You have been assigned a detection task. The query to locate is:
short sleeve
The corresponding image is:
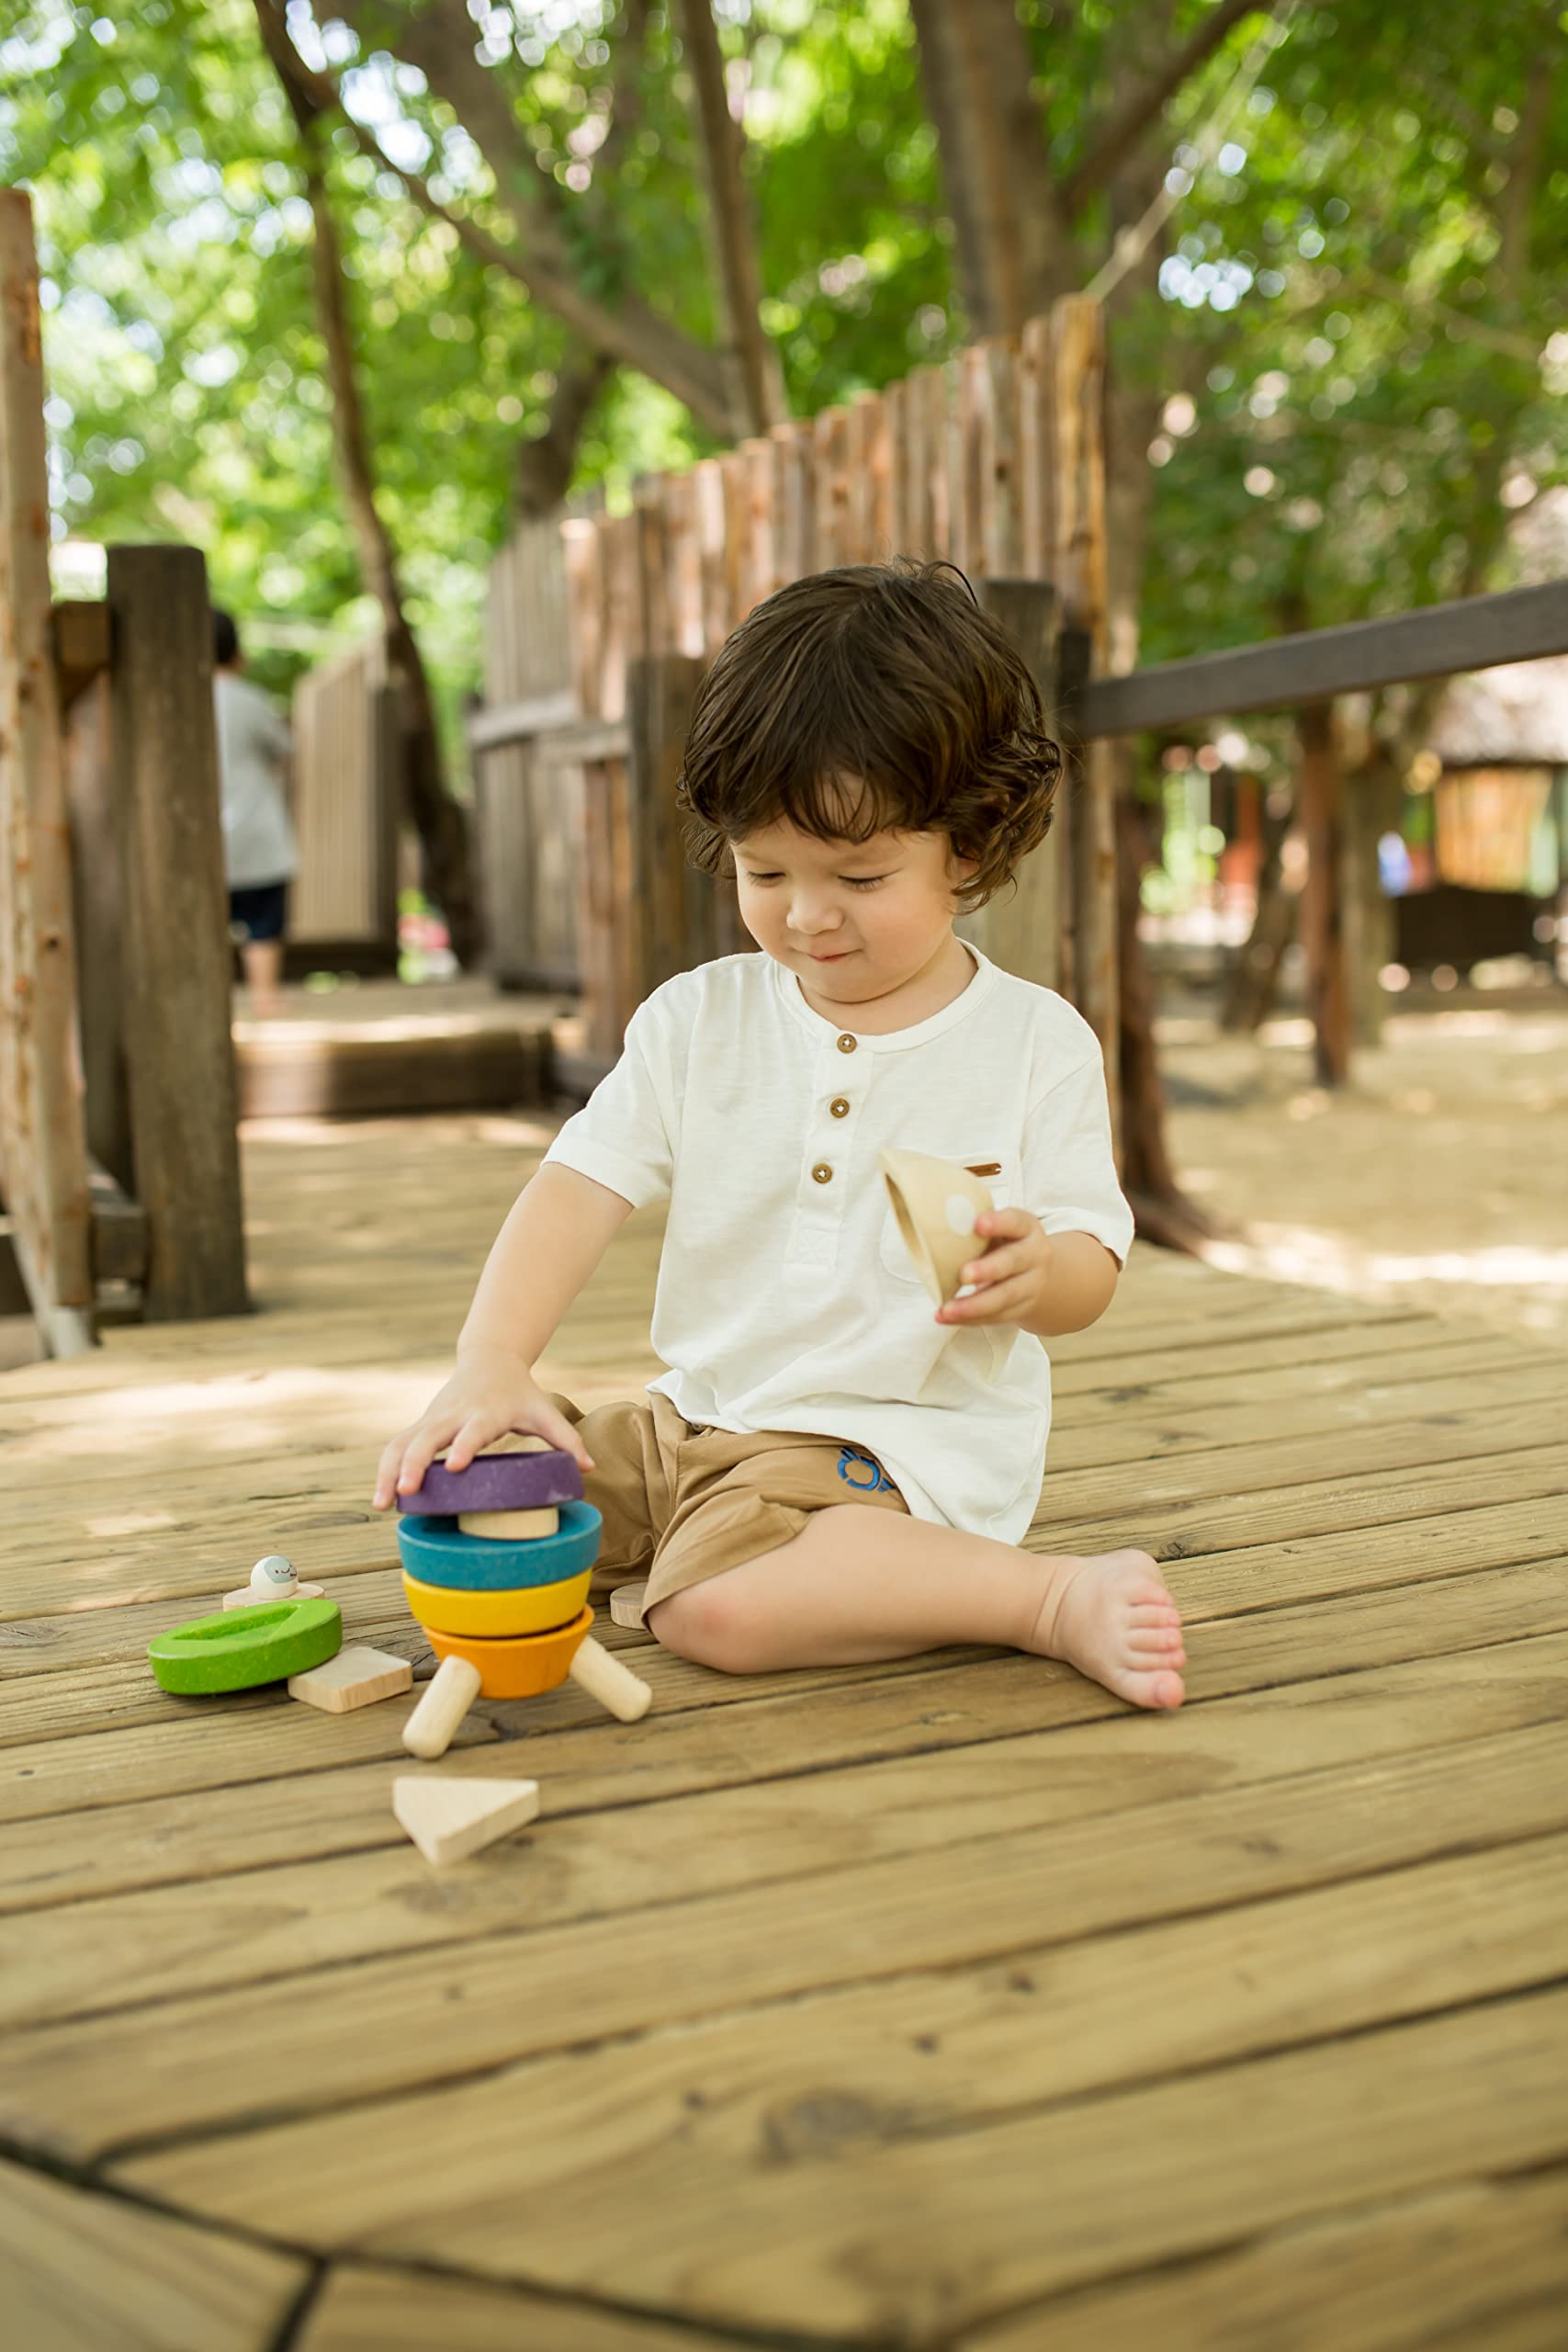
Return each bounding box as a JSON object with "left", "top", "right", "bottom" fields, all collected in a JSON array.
[
  {"left": 539, "top": 991, "right": 678, "bottom": 1210},
  {"left": 1021, "top": 1051, "right": 1135, "bottom": 1267}
]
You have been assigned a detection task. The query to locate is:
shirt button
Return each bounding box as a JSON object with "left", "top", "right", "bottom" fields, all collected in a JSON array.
[
  {"left": 829, "top": 1097, "right": 850, "bottom": 1118},
  {"left": 811, "top": 1162, "right": 833, "bottom": 1184},
  {"left": 836, "top": 1034, "right": 857, "bottom": 1053}
]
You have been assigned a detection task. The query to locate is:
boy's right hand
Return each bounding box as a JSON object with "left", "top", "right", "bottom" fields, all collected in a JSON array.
[{"left": 372, "top": 1351, "right": 595, "bottom": 1511}]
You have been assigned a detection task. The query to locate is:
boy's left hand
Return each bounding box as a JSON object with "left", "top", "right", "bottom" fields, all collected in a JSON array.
[{"left": 935, "top": 1208, "right": 1051, "bottom": 1327}]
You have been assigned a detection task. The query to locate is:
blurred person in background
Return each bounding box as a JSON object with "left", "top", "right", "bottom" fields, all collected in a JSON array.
[{"left": 212, "top": 606, "right": 296, "bottom": 1017}]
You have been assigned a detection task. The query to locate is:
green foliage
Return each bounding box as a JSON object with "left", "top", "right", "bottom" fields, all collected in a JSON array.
[{"left": 6, "top": 0, "right": 1564, "bottom": 753}]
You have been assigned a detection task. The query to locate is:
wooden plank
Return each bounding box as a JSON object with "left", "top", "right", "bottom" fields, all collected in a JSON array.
[
  {"left": 14, "top": 1703, "right": 1568, "bottom": 2157},
  {"left": 464, "top": 686, "right": 579, "bottom": 752},
  {"left": 977, "top": 337, "right": 1021, "bottom": 578},
  {"left": 118, "top": 1833, "right": 1568, "bottom": 2274},
  {"left": 9, "top": 1342, "right": 1549, "bottom": 1616},
  {"left": 11, "top": 1661, "right": 1566, "bottom": 2029},
  {"left": 298, "top": 2264, "right": 733, "bottom": 2352},
  {"left": 882, "top": 376, "right": 909, "bottom": 560},
  {"left": 0, "top": 1694, "right": 496, "bottom": 1830},
  {"left": 717, "top": 448, "right": 749, "bottom": 629},
  {"left": 172, "top": 1984, "right": 1568, "bottom": 2346},
  {"left": 963, "top": 578, "right": 1059, "bottom": 989},
  {"left": 969, "top": 2170, "right": 1568, "bottom": 2352},
  {"left": 1050, "top": 294, "right": 1118, "bottom": 1127},
  {"left": 633, "top": 475, "right": 671, "bottom": 658},
  {"left": 0, "top": 187, "right": 95, "bottom": 1353},
  {"left": 660, "top": 466, "right": 704, "bottom": 658},
  {"left": 769, "top": 417, "right": 815, "bottom": 583},
  {"left": 693, "top": 458, "right": 728, "bottom": 662},
  {"left": 561, "top": 516, "right": 604, "bottom": 720},
  {"left": 1017, "top": 311, "right": 1055, "bottom": 581},
  {"left": 947, "top": 349, "right": 977, "bottom": 573},
  {"left": 812, "top": 403, "right": 851, "bottom": 569},
  {"left": 106, "top": 544, "right": 248, "bottom": 1321},
  {"left": 10, "top": 1613, "right": 1567, "bottom": 1917},
  {"left": 626, "top": 652, "right": 705, "bottom": 995},
  {"left": 594, "top": 511, "right": 637, "bottom": 723},
  {"left": 1077, "top": 577, "right": 1568, "bottom": 739},
  {"left": 0, "top": 2155, "right": 305, "bottom": 2352}
]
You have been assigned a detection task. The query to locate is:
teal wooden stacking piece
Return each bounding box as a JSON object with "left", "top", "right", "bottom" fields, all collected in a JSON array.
[{"left": 395, "top": 1499, "right": 602, "bottom": 1591}]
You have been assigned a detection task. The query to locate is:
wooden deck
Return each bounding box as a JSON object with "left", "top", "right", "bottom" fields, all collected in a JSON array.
[{"left": 5, "top": 1105, "right": 1568, "bottom": 2351}]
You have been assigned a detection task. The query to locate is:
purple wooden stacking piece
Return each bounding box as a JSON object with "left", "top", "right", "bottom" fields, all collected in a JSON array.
[{"left": 396, "top": 1447, "right": 584, "bottom": 1516}]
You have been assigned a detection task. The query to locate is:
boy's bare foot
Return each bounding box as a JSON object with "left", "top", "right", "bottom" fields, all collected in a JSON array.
[{"left": 1031, "top": 1548, "right": 1185, "bottom": 1711}]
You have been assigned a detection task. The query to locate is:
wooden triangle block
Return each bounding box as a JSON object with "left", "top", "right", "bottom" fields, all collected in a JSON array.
[{"left": 392, "top": 1775, "right": 541, "bottom": 1867}]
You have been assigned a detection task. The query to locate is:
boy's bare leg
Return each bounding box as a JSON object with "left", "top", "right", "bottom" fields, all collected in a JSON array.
[{"left": 646, "top": 1502, "right": 1185, "bottom": 1711}]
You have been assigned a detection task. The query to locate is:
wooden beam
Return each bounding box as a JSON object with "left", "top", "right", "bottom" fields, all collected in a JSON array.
[
  {"left": 107, "top": 544, "right": 249, "bottom": 1321},
  {"left": 0, "top": 188, "right": 95, "bottom": 1355},
  {"left": 465, "top": 687, "right": 580, "bottom": 753},
  {"left": 1077, "top": 581, "right": 1568, "bottom": 740}
]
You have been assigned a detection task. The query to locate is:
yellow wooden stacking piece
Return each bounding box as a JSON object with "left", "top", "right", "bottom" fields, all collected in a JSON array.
[{"left": 400, "top": 1567, "right": 592, "bottom": 1640}]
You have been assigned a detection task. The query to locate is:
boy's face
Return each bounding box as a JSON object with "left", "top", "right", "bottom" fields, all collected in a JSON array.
[{"left": 731, "top": 811, "right": 978, "bottom": 1004}]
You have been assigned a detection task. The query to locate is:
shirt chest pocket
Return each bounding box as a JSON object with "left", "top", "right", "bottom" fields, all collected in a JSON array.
[{"left": 878, "top": 1148, "right": 1019, "bottom": 1290}]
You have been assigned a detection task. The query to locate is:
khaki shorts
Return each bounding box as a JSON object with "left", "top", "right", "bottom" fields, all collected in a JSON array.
[{"left": 542, "top": 1388, "right": 910, "bottom": 1611}]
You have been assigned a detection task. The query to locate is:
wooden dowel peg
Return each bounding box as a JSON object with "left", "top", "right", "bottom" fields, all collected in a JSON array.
[
  {"left": 402, "top": 1654, "right": 482, "bottom": 1758},
  {"left": 568, "top": 1634, "right": 652, "bottom": 1722}
]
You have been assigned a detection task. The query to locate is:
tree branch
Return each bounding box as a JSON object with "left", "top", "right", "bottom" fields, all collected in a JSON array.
[
  {"left": 670, "top": 0, "right": 787, "bottom": 431},
  {"left": 275, "top": 0, "right": 735, "bottom": 430},
  {"left": 1066, "top": 0, "right": 1264, "bottom": 213}
]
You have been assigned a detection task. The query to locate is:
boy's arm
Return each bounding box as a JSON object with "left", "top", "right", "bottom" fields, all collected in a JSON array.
[
  {"left": 1016, "top": 1230, "right": 1121, "bottom": 1339},
  {"left": 372, "top": 1163, "right": 636, "bottom": 1505},
  {"left": 459, "top": 1161, "right": 634, "bottom": 1367}
]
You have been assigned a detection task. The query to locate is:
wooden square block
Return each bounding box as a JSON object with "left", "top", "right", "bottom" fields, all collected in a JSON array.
[{"left": 288, "top": 1644, "right": 412, "bottom": 1713}]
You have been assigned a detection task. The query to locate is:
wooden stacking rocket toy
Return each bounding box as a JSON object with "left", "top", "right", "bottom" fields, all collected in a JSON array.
[{"left": 396, "top": 1437, "right": 651, "bottom": 1759}]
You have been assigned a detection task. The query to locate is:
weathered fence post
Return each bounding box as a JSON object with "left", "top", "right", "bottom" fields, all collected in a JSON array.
[
  {"left": 964, "top": 579, "right": 1061, "bottom": 993},
  {"left": 61, "top": 660, "right": 132, "bottom": 1192},
  {"left": 1051, "top": 292, "right": 1121, "bottom": 1139},
  {"left": 106, "top": 544, "right": 249, "bottom": 1319},
  {"left": 626, "top": 650, "right": 706, "bottom": 994},
  {"left": 0, "top": 187, "right": 95, "bottom": 1355}
]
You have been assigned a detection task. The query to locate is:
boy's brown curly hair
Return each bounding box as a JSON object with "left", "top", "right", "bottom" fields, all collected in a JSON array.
[{"left": 674, "top": 560, "right": 1062, "bottom": 916}]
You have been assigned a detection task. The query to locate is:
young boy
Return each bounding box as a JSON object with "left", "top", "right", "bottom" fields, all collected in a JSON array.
[{"left": 374, "top": 561, "right": 1184, "bottom": 1711}]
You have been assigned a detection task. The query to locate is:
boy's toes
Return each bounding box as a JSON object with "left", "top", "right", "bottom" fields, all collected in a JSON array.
[{"left": 1122, "top": 1663, "right": 1185, "bottom": 1711}]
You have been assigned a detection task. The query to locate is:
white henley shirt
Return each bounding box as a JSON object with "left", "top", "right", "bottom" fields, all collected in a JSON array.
[{"left": 540, "top": 940, "right": 1134, "bottom": 1545}]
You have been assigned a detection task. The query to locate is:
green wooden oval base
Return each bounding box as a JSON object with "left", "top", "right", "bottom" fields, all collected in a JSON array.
[{"left": 148, "top": 1597, "right": 342, "bottom": 1695}]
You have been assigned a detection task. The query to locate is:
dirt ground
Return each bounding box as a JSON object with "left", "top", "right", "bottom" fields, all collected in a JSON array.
[{"left": 1157, "top": 980, "right": 1568, "bottom": 1344}]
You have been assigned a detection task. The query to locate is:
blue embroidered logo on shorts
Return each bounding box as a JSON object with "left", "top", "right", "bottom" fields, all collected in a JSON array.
[{"left": 837, "top": 1445, "right": 892, "bottom": 1493}]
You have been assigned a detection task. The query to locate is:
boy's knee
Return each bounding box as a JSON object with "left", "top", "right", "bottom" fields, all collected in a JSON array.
[{"left": 647, "top": 1575, "right": 774, "bottom": 1675}]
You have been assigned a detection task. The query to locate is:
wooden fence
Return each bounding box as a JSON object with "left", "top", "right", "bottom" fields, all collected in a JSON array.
[
  {"left": 288, "top": 636, "right": 402, "bottom": 965},
  {"left": 472, "top": 293, "right": 1118, "bottom": 1102},
  {"left": 0, "top": 188, "right": 248, "bottom": 1351}
]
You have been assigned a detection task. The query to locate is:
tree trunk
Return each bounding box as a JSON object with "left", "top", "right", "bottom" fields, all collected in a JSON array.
[
  {"left": 264, "top": 21, "right": 479, "bottom": 966},
  {"left": 671, "top": 0, "right": 788, "bottom": 433},
  {"left": 1222, "top": 797, "right": 1299, "bottom": 1034},
  {"left": 906, "top": 0, "right": 1075, "bottom": 334}
]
